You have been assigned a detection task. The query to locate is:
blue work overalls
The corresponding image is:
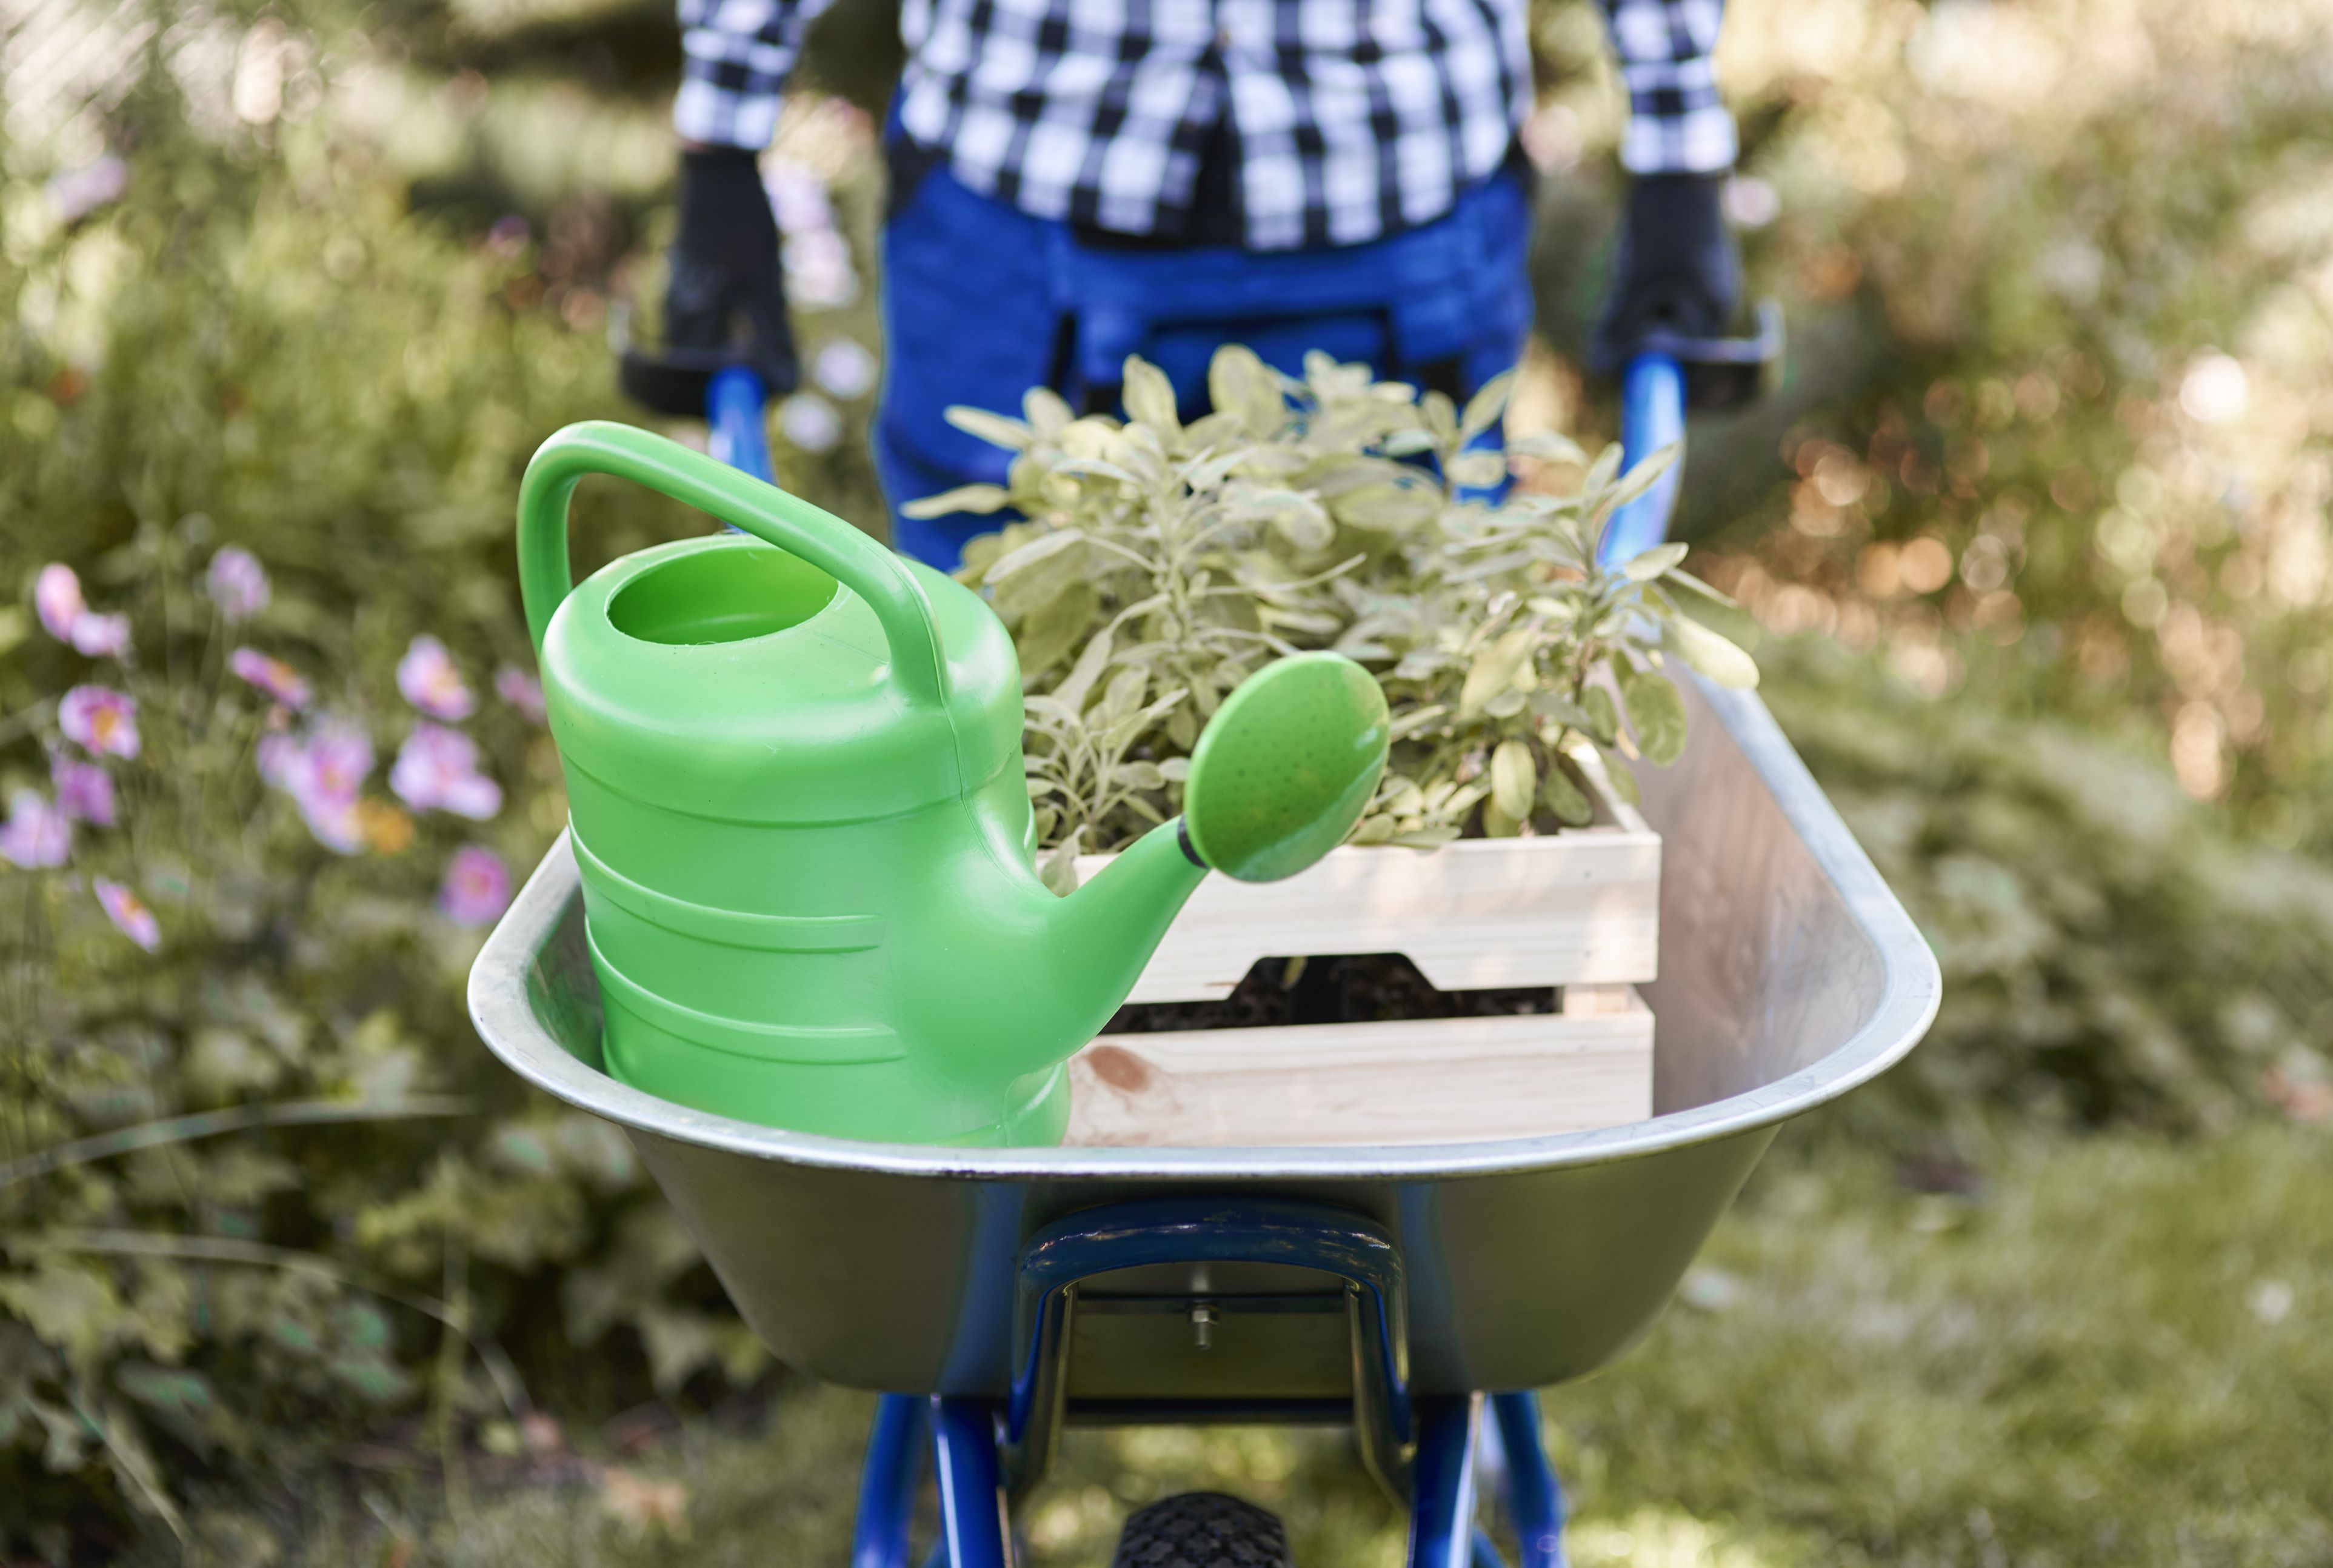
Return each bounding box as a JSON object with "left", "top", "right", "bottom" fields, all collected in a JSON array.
[{"left": 875, "top": 155, "right": 1535, "bottom": 567}]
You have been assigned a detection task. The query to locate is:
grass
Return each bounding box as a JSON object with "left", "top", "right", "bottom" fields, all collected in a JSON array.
[{"left": 156, "top": 1115, "right": 2333, "bottom": 1567}]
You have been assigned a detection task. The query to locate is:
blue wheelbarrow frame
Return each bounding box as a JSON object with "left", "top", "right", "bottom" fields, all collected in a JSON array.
[
  {"left": 856, "top": 1198, "right": 1561, "bottom": 1568},
  {"left": 527, "top": 312, "right": 1893, "bottom": 1568}
]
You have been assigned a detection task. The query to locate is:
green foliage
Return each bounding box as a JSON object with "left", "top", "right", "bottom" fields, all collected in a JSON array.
[
  {"left": 0, "top": 64, "right": 779, "bottom": 1553},
  {"left": 1643, "top": 0, "right": 2333, "bottom": 850},
  {"left": 938, "top": 345, "right": 1756, "bottom": 862},
  {"left": 1766, "top": 647, "right": 2333, "bottom": 1135}
]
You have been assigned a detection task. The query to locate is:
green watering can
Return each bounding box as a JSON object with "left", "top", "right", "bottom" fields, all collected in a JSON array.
[{"left": 517, "top": 422, "right": 1389, "bottom": 1146}]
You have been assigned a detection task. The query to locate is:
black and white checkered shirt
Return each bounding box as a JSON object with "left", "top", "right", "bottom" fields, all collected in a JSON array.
[{"left": 676, "top": 0, "right": 1734, "bottom": 251}]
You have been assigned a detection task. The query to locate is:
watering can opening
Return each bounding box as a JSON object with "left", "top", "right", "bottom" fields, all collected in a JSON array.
[{"left": 606, "top": 540, "right": 840, "bottom": 647}]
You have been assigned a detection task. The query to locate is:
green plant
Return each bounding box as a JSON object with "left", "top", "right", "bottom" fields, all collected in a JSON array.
[{"left": 921, "top": 346, "right": 1757, "bottom": 881}]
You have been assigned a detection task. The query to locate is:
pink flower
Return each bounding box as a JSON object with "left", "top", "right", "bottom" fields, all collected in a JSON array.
[
  {"left": 494, "top": 666, "right": 546, "bottom": 725},
  {"left": 295, "top": 793, "right": 365, "bottom": 854},
  {"left": 59, "top": 686, "right": 139, "bottom": 759},
  {"left": 259, "top": 717, "right": 375, "bottom": 854},
  {"left": 438, "top": 845, "right": 512, "bottom": 926},
  {"left": 52, "top": 755, "right": 115, "bottom": 826},
  {"left": 35, "top": 565, "right": 131, "bottom": 658},
  {"left": 0, "top": 790, "right": 71, "bottom": 868},
  {"left": 68, "top": 613, "right": 130, "bottom": 659},
  {"left": 390, "top": 723, "right": 502, "bottom": 819},
  {"left": 35, "top": 565, "right": 84, "bottom": 641},
  {"left": 229, "top": 647, "right": 312, "bottom": 709},
  {"left": 299, "top": 718, "right": 376, "bottom": 803},
  {"left": 396, "top": 636, "right": 475, "bottom": 721},
  {"left": 93, "top": 878, "right": 161, "bottom": 952},
  {"left": 256, "top": 731, "right": 301, "bottom": 790},
  {"left": 206, "top": 546, "right": 270, "bottom": 622}
]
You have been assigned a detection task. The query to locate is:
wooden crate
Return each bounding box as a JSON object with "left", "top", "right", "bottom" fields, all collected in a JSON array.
[{"left": 1064, "top": 773, "right": 1661, "bottom": 1147}]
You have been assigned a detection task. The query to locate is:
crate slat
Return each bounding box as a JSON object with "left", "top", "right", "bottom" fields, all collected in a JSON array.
[
  {"left": 1075, "top": 776, "right": 1660, "bottom": 1001},
  {"left": 1064, "top": 989, "right": 1654, "bottom": 1147}
]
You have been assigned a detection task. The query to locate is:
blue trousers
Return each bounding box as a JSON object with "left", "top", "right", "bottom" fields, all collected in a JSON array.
[{"left": 874, "top": 164, "right": 1535, "bottom": 567}]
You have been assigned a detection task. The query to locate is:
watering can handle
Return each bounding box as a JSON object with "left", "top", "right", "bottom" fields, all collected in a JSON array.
[{"left": 515, "top": 421, "right": 949, "bottom": 709}]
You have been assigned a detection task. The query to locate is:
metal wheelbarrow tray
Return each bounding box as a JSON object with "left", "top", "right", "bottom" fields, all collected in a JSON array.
[{"left": 469, "top": 676, "right": 1937, "bottom": 1562}]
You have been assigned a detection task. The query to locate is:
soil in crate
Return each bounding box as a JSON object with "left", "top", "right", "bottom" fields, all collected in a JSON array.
[{"left": 1101, "top": 953, "right": 1560, "bottom": 1035}]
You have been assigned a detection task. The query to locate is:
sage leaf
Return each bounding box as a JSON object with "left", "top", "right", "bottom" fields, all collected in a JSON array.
[
  {"left": 1542, "top": 759, "right": 1595, "bottom": 826},
  {"left": 944, "top": 405, "right": 1036, "bottom": 451},
  {"left": 1459, "top": 625, "right": 1537, "bottom": 718},
  {"left": 1380, "top": 429, "right": 1439, "bottom": 457},
  {"left": 1618, "top": 666, "right": 1688, "bottom": 765},
  {"left": 1601, "top": 442, "right": 1680, "bottom": 513},
  {"left": 1580, "top": 441, "right": 1621, "bottom": 498},
  {"left": 1490, "top": 739, "right": 1537, "bottom": 822},
  {"left": 1459, "top": 370, "right": 1517, "bottom": 442},
  {"left": 1667, "top": 616, "right": 1760, "bottom": 689},
  {"left": 1661, "top": 566, "right": 1739, "bottom": 607},
  {"left": 1601, "top": 752, "right": 1643, "bottom": 806},
  {"left": 1040, "top": 834, "right": 1082, "bottom": 896},
  {"left": 1050, "top": 626, "right": 1116, "bottom": 712},
  {"left": 1122, "top": 355, "right": 1181, "bottom": 439},
  {"left": 986, "top": 527, "right": 1087, "bottom": 581},
  {"left": 1507, "top": 430, "right": 1588, "bottom": 465},
  {"left": 1210, "top": 343, "right": 1285, "bottom": 437},
  {"left": 1580, "top": 685, "right": 1621, "bottom": 746},
  {"left": 1271, "top": 502, "right": 1336, "bottom": 553},
  {"left": 1023, "top": 385, "right": 1073, "bottom": 437},
  {"left": 1447, "top": 450, "right": 1509, "bottom": 490},
  {"left": 1623, "top": 542, "right": 1690, "bottom": 581},
  {"left": 899, "top": 482, "right": 1010, "bottom": 519}
]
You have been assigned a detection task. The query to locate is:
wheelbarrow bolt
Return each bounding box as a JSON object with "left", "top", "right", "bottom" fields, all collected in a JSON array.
[{"left": 1191, "top": 1302, "right": 1218, "bottom": 1349}]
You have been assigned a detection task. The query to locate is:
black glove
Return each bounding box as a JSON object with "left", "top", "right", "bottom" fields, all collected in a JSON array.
[
  {"left": 1592, "top": 173, "right": 1740, "bottom": 371},
  {"left": 663, "top": 147, "right": 801, "bottom": 396}
]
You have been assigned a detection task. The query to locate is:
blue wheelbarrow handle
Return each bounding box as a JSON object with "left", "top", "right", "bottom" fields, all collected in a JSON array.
[
  {"left": 707, "top": 364, "right": 776, "bottom": 484},
  {"left": 1594, "top": 299, "right": 1786, "bottom": 570},
  {"left": 1597, "top": 352, "right": 1686, "bottom": 570}
]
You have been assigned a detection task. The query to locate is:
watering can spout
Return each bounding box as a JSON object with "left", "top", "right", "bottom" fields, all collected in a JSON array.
[
  {"left": 1038, "top": 820, "right": 1210, "bottom": 1024},
  {"left": 983, "top": 650, "right": 1394, "bottom": 1067},
  {"left": 907, "top": 651, "right": 1393, "bottom": 1110}
]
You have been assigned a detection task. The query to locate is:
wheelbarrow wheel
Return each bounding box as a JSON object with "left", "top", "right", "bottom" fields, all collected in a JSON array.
[{"left": 1110, "top": 1491, "right": 1292, "bottom": 1567}]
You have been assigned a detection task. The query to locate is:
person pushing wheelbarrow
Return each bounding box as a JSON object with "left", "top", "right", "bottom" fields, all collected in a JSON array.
[{"left": 646, "top": 0, "right": 1747, "bottom": 568}]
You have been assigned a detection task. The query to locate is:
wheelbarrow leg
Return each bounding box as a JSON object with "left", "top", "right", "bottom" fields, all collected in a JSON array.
[
  {"left": 930, "top": 1397, "right": 1012, "bottom": 1568},
  {"left": 1407, "top": 1394, "right": 1482, "bottom": 1568},
  {"left": 853, "top": 1394, "right": 929, "bottom": 1568},
  {"left": 1413, "top": 1393, "right": 1569, "bottom": 1568},
  {"left": 1490, "top": 1392, "right": 1568, "bottom": 1568}
]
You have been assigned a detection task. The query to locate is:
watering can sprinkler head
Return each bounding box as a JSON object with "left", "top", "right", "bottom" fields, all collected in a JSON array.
[
  {"left": 517, "top": 421, "right": 1387, "bottom": 1147},
  {"left": 1181, "top": 653, "right": 1389, "bottom": 884}
]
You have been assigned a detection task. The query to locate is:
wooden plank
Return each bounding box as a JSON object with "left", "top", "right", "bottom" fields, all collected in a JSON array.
[
  {"left": 1075, "top": 827, "right": 1660, "bottom": 1001},
  {"left": 1064, "top": 992, "right": 1654, "bottom": 1148},
  {"left": 1558, "top": 983, "right": 1638, "bottom": 1016}
]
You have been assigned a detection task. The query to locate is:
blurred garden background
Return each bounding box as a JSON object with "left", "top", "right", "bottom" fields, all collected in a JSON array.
[{"left": 2, "top": 0, "right": 2331, "bottom": 1561}]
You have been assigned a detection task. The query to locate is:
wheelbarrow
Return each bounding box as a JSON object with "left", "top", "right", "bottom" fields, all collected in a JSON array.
[{"left": 470, "top": 338, "right": 1937, "bottom": 1566}]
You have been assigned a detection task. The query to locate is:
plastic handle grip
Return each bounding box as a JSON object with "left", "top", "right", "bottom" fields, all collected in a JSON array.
[{"left": 516, "top": 420, "right": 947, "bottom": 708}]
